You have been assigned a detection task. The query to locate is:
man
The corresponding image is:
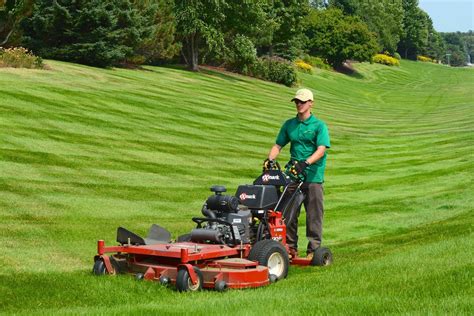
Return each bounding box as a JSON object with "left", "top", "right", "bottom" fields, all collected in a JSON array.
[{"left": 264, "top": 88, "right": 330, "bottom": 258}]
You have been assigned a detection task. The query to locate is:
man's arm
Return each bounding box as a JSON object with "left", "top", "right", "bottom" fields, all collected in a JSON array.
[
  {"left": 305, "top": 146, "right": 326, "bottom": 165},
  {"left": 268, "top": 144, "right": 282, "bottom": 160}
]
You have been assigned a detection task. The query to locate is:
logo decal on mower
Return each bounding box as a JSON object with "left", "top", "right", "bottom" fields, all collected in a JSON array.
[
  {"left": 239, "top": 193, "right": 256, "bottom": 200},
  {"left": 262, "top": 174, "right": 280, "bottom": 182}
]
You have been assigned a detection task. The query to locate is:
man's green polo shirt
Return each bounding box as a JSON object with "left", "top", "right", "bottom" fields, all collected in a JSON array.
[{"left": 276, "top": 114, "right": 330, "bottom": 183}]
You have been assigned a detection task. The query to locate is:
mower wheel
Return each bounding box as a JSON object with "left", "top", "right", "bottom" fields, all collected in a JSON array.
[
  {"left": 92, "top": 259, "right": 106, "bottom": 275},
  {"left": 176, "top": 267, "right": 203, "bottom": 292},
  {"left": 311, "top": 247, "right": 333, "bottom": 266},
  {"left": 214, "top": 280, "right": 227, "bottom": 292},
  {"left": 248, "top": 240, "right": 289, "bottom": 280}
]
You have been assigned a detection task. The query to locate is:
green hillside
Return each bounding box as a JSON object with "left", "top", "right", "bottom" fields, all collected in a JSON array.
[{"left": 0, "top": 60, "right": 472, "bottom": 315}]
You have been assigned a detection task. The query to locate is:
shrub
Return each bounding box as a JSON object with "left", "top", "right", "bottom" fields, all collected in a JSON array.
[
  {"left": 372, "top": 53, "right": 400, "bottom": 66},
  {"left": 393, "top": 52, "right": 402, "bottom": 60},
  {"left": 0, "top": 47, "right": 44, "bottom": 69},
  {"left": 301, "top": 55, "right": 331, "bottom": 70},
  {"left": 294, "top": 59, "right": 313, "bottom": 74},
  {"left": 417, "top": 55, "right": 434, "bottom": 63},
  {"left": 248, "top": 56, "right": 298, "bottom": 87},
  {"left": 224, "top": 35, "right": 257, "bottom": 74}
]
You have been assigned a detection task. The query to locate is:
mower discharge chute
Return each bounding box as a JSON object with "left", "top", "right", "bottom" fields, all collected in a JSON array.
[{"left": 93, "top": 163, "right": 333, "bottom": 291}]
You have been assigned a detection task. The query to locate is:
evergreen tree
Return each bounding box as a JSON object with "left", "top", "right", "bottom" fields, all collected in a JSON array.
[
  {"left": 133, "top": 0, "right": 180, "bottom": 64},
  {"left": 22, "top": 0, "right": 153, "bottom": 67}
]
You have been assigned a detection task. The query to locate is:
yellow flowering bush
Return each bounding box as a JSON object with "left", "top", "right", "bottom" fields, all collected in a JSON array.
[
  {"left": 0, "top": 47, "right": 44, "bottom": 69},
  {"left": 372, "top": 53, "right": 400, "bottom": 66},
  {"left": 299, "top": 55, "right": 331, "bottom": 70},
  {"left": 294, "top": 59, "right": 313, "bottom": 74},
  {"left": 417, "top": 55, "right": 434, "bottom": 63}
]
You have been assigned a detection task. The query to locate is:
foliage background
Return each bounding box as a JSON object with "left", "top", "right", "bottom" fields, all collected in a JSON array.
[{"left": 2, "top": 0, "right": 471, "bottom": 71}]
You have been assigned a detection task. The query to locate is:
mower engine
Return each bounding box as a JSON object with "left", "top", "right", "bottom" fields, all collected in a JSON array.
[{"left": 190, "top": 186, "right": 252, "bottom": 245}]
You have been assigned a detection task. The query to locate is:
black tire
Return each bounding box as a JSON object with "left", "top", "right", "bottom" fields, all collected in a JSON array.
[
  {"left": 159, "top": 276, "right": 170, "bottom": 286},
  {"left": 92, "top": 259, "right": 106, "bottom": 275},
  {"left": 177, "top": 233, "right": 191, "bottom": 242},
  {"left": 176, "top": 267, "right": 203, "bottom": 292},
  {"left": 214, "top": 280, "right": 227, "bottom": 292},
  {"left": 311, "top": 247, "right": 333, "bottom": 266},
  {"left": 248, "top": 239, "right": 289, "bottom": 280}
]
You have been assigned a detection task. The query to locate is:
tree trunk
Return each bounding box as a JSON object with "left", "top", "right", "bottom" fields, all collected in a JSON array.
[
  {"left": 0, "top": 26, "right": 15, "bottom": 46},
  {"left": 189, "top": 33, "right": 199, "bottom": 71}
]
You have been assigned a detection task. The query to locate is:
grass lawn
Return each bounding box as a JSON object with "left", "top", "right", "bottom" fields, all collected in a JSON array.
[{"left": 0, "top": 60, "right": 472, "bottom": 315}]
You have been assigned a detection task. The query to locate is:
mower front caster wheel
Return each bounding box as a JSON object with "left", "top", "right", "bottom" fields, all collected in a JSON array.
[
  {"left": 176, "top": 267, "right": 203, "bottom": 292},
  {"left": 92, "top": 259, "right": 106, "bottom": 275},
  {"left": 311, "top": 247, "right": 333, "bottom": 266}
]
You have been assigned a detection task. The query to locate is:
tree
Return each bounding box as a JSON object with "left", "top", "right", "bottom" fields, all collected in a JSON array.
[
  {"left": 328, "top": 0, "right": 358, "bottom": 15},
  {"left": 133, "top": 0, "right": 180, "bottom": 64},
  {"left": 397, "top": 0, "right": 430, "bottom": 59},
  {"left": 309, "top": 0, "right": 328, "bottom": 9},
  {"left": 330, "top": 0, "right": 403, "bottom": 54},
  {"left": 174, "top": 0, "right": 226, "bottom": 71},
  {"left": 305, "top": 8, "right": 378, "bottom": 68},
  {"left": 462, "top": 31, "right": 474, "bottom": 64},
  {"left": 219, "top": 1, "right": 266, "bottom": 71},
  {"left": 0, "top": 0, "right": 34, "bottom": 46},
  {"left": 422, "top": 18, "right": 444, "bottom": 61},
  {"left": 441, "top": 32, "right": 468, "bottom": 66},
  {"left": 21, "top": 0, "right": 152, "bottom": 67},
  {"left": 357, "top": 0, "right": 403, "bottom": 54},
  {"left": 259, "top": 0, "right": 311, "bottom": 60}
]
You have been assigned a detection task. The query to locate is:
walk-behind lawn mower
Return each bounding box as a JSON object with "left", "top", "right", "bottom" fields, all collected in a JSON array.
[{"left": 93, "top": 163, "right": 333, "bottom": 291}]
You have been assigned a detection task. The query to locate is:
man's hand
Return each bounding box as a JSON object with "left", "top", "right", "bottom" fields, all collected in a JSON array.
[
  {"left": 263, "top": 158, "right": 276, "bottom": 170},
  {"left": 292, "top": 160, "right": 309, "bottom": 176}
]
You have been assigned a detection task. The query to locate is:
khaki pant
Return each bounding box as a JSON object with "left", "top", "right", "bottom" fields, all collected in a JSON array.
[{"left": 286, "top": 183, "right": 324, "bottom": 254}]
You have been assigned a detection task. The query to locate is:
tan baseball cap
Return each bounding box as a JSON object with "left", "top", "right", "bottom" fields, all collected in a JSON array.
[{"left": 291, "top": 88, "right": 313, "bottom": 102}]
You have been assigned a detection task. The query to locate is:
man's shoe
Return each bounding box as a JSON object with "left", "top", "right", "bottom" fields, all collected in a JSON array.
[{"left": 306, "top": 252, "right": 314, "bottom": 260}]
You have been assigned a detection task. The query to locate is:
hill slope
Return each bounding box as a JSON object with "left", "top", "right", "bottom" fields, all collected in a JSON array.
[{"left": 0, "top": 60, "right": 472, "bottom": 314}]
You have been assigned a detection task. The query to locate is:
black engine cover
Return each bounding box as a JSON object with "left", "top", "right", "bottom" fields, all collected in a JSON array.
[{"left": 235, "top": 185, "right": 279, "bottom": 210}]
